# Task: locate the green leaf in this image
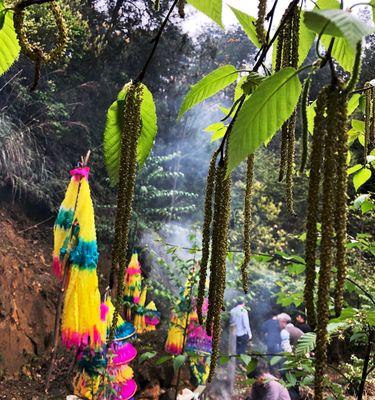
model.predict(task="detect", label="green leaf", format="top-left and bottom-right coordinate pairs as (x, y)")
top-left (316, 0), bottom-right (340, 8)
top-left (173, 354), bottom-right (186, 373)
top-left (228, 67), bottom-right (302, 172)
top-left (178, 65), bottom-right (238, 118)
top-left (287, 263), bottom-right (306, 275)
top-left (228, 6), bottom-right (260, 48)
top-left (304, 9), bottom-right (374, 49)
top-left (366, 310), bottom-right (375, 326)
top-left (103, 83), bottom-right (158, 184)
top-left (204, 121), bottom-right (226, 142)
top-left (322, 35), bottom-right (355, 72)
top-left (0, 2), bottom-right (20, 76)
top-left (348, 93), bottom-right (361, 114)
top-left (347, 164), bottom-right (362, 175)
top-left (298, 13), bottom-right (316, 65)
top-left (187, 0), bottom-right (223, 27)
top-left (155, 355), bottom-right (172, 365)
top-left (246, 358), bottom-right (258, 373)
top-left (296, 332), bottom-right (316, 356)
top-left (239, 354), bottom-right (252, 366)
top-left (270, 356), bottom-right (283, 366)
top-left (218, 355), bottom-right (230, 365)
top-left (352, 119), bottom-right (365, 133)
top-left (353, 168), bottom-right (372, 191)
top-left (139, 351), bottom-right (157, 363)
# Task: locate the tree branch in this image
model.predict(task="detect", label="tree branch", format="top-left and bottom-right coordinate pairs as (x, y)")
top-left (14, 0), bottom-right (52, 10)
top-left (134, 0), bottom-right (179, 83)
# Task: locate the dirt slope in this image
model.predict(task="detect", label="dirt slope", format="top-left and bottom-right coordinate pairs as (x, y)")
top-left (0, 205), bottom-right (57, 377)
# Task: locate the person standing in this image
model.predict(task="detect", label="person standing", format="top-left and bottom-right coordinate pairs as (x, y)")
top-left (229, 299), bottom-right (252, 355)
top-left (278, 313), bottom-right (304, 348)
top-left (295, 313), bottom-right (311, 333)
top-left (261, 314), bottom-right (281, 354)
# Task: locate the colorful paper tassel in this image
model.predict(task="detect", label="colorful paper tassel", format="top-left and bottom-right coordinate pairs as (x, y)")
top-left (134, 286), bottom-right (147, 334)
top-left (145, 301), bottom-right (160, 332)
top-left (57, 167), bottom-right (104, 349)
top-left (123, 253), bottom-right (142, 320)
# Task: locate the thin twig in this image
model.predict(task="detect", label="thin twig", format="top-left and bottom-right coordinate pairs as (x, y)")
top-left (346, 277), bottom-right (375, 305)
top-left (135, 0), bottom-right (179, 83)
top-left (17, 215), bottom-right (54, 234)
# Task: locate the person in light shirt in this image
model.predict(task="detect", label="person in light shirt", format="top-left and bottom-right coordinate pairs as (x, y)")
top-left (229, 297), bottom-right (252, 355)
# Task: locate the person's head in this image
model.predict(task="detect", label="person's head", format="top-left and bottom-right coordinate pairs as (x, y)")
top-left (236, 295), bottom-right (246, 307)
top-left (296, 313), bottom-right (306, 324)
top-left (247, 359), bottom-right (273, 400)
top-left (277, 313), bottom-right (291, 329)
top-left (247, 358), bottom-right (269, 380)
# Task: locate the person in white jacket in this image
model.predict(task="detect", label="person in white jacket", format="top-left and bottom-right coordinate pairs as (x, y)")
top-left (229, 298), bottom-right (252, 355)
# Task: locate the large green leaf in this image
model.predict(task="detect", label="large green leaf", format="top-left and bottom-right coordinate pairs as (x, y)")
top-left (228, 6), bottom-right (260, 48)
top-left (0, 2), bottom-right (20, 76)
top-left (316, 0), bottom-right (340, 9)
top-left (353, 167), bottom-right (372, 191)
top-left (228, 67), bottom-right (302, 172)
top-left (298, 13), bottom-right (316, 65)
top-left (316, 0), bottom-right (355, 72)
top-left (103, 83), bottom-right (158, 184)
top-left (178, 65), bottom-right (238, 118)
top-left (296, 332), bottom-right (316, 356)
top-left (187, 0), bottom-right (223, 27)
top-left (304, 9), bottom-right (374, 49)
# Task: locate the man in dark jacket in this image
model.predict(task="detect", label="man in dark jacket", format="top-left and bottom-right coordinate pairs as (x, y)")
top-left (295, 314), bottom-right (311, 333)
top-left (261, 314), bottom-right (281, 354)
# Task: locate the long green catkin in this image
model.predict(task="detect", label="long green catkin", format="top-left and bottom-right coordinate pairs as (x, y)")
top-left (240, 154), bottom-right (254, 294)
top-left (109, 83), bottom-right (143, 341)
top-left (197, 150), bottom-right (219, 324)
top-left (315, 87), bottom-right (339, 400)
top-left (207, 156), bottom-right (231, 382)
top-left (333, 91), bottom-right (349, 317)
top-left (304, 87), bottom-right (328, 330)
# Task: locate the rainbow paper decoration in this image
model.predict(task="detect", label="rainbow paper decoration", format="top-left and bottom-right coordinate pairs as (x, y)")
top-left (105, 297), bottom-right (136, 341)
top-left (123, 253), bottom-right (142, 320)
top-left (185, 308), bottom-right (212, 355)
top-left (145, 301), bottom-right (160, 332)
top-left (55, 167), bottom-right (103, 349)
top-left (165, 314), bottom-right (186, 355)
top-left (133, 286), bottom-right (147, 334)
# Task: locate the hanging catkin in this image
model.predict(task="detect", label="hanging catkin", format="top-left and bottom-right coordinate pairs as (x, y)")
top-left (300, 76), bottom-right (312, 173)
top-left (333, 92), bottom-right (349, 317)
top-left (364, 83), bottom-right (372, 161)
top-left (240, 155), bottom-right (254, 294)
top-left (109, 83), bottom-right (143, 342)
top-left (304, 87), bottom-right (328, 330)
top-left (370, 87), bottom-right (375, 149)
top-left (206, 155), bottom-right (231, 383)
top-left (13, 1), bottom-right (68, 90)
top-left (256, 0), bottom-right (267, 45)
top-left (315, 87), bottom-right (339, 400)
top-left (197, 150), bottom-right (219, 324)
top-left (177, 0), bottom-right (185, 18)
top-left (275, 3), bottom-right (300, 213)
